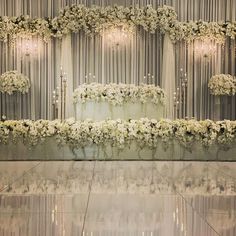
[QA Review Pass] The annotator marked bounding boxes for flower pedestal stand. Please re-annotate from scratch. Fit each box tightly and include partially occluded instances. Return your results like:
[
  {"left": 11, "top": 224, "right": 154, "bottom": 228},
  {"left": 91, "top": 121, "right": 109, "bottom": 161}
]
[
  {"left": 13, "top": 93, "right": 17, "bottom": 120},
  {"left": 10, "top": 92, "right": 20, "bottom": 120},
  {"left": 213, "top": 96, "right": 221, "bottom": 121}
]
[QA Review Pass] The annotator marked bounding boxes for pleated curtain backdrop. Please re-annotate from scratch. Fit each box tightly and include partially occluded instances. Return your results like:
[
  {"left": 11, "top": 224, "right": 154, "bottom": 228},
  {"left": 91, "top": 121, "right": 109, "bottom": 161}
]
[{"left": 0, "top": 0, "right": 236, "bottom": 120}]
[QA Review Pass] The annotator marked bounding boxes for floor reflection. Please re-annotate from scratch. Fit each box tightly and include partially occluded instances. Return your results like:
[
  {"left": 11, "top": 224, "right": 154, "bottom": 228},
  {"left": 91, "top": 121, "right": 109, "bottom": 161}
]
[
  {"left": 0, "top": 161, "right": 235, "bottom": 195},
  {"left": 0, "top": 194, "right": 229, "bottom": 236},
  {"left": 0, "top": 161, "right": 235, "bottom": 235}
]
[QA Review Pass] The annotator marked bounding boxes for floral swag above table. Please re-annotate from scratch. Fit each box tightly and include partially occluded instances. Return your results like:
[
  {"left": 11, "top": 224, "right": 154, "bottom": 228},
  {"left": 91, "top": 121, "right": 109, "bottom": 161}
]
[
  {"left": 73, "top": 83, "right": 166, "bottom": 105},
  {"left": 0, "top": 4, "right": 236, "bottom": 44}
]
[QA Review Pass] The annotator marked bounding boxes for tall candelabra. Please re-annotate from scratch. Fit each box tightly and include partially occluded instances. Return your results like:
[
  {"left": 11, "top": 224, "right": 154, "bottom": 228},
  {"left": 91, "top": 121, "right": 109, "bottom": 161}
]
[
  {"left": 144, "top": 73, "right": 155, "bottom": 84},
  {"left": 174, "top": 68, "right": 188, "bottom": 119},
  {"left": 52, "top": 86, "right": 59, "bottom": 119},
  {"left": 52, "top": 67, "right": 67, "bottom": 120}
]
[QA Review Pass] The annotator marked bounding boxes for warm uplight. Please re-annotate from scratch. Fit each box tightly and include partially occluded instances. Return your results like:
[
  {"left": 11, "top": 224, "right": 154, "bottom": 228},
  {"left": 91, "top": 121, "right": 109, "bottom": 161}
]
[
  {"left": 103, "top": 25, "right": 134, "bottom": 47},
  {"left": 17, "top": 38, "right": 39, "bottom": 56},
  {"left": 194, "top": 40, "right": 217, "bottom": 58}
]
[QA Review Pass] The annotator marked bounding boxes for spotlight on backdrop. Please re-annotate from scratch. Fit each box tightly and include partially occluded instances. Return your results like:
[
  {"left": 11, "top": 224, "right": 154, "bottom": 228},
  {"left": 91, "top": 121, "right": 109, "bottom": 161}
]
[
  {"left": 17, "top": 37, "right": 39, "bottom": 57},
  {"left": 194, "top": 39, "right": 217, "bottom": 58},
  {"left": 102, "top": 24, "right": 134, "bottom": 48}
]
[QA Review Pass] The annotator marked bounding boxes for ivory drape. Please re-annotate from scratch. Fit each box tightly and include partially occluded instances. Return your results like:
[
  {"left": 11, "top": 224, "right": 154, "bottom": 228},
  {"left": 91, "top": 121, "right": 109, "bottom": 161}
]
[
  {"left": 161, "top": 34, "right": 175, "bottom": 119},
  {"left": 61, "top": 35, "right": 74, "bottom": 118}
]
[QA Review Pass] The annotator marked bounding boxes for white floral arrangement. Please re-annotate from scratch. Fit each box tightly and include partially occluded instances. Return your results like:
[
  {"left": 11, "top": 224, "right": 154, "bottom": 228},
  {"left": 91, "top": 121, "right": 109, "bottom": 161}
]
[
  {"left": 208, "top": 74, "right": 236, "bottom": 96},
  {"left": 0, "top": 71, "right": 30, "bottom": 95},
  {"left": 168, "top": 21, "right": 230, "bottom": 43},
  {"left": 0, "top": 118, "right": 236, "bottom": 150},
  {"left": 0, "top": 15, "right": 52, "bottom": 44},
  {"left": 73, "top": 83, "right": 166, "bottom": 106},
  {"left": 0, "top": 5, "right": 177, "bottom": 43},
  {"left": 1, "top": 4, "right": 236, "bottom": 43}
]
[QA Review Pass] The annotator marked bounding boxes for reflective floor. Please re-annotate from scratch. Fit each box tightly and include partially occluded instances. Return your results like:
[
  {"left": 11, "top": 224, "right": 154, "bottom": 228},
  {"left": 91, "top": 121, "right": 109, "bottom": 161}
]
[{"left": 0, "top": 161, "right": 236, "bottom": 236}]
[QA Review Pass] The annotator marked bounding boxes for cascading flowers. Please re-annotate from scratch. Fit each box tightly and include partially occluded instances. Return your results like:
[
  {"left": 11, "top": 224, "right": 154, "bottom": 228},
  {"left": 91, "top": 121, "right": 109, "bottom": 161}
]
[
  {"left": 0, "top": 5, "right": 177, "bottom": 43},
  {"left": 1, "top": 4, "right": 236, "bottom": 43},
  {"left": 1, "top": 119, "right": 236, "bottom": 150},
  {"left": 208, "top": 74, "right": 236, "bottom": 96},
  {"left": 0, "top": 71, "right": 31, "bottom": 95}
]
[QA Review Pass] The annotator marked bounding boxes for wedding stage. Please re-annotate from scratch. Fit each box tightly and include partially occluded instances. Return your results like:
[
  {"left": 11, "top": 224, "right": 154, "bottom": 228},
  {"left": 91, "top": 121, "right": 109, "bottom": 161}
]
[{"left": 1, "top": 0, "right": 236, "bottom": 235}]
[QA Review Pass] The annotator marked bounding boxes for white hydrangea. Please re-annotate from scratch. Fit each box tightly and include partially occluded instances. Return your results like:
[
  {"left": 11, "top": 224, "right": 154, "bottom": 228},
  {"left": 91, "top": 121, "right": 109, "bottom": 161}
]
[
  {"left": 0, "top": 5, "right": 236, "bottom": 43},
  {"left": 208, "top": 74, "right": 236, "bottom": 96},
  {"left": 1, "top": 119, "right": 236, "bottom": 150},
  {"left": 0, "top": 71, "right": 30, "bottom": 95},
  {"left": 73, "top": 83, "right": 166, "bottom": 106}
]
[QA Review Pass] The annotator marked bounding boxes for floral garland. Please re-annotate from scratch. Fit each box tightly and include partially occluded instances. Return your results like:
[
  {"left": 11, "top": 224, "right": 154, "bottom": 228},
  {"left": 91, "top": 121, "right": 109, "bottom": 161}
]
[
  {"left": 0, "top": 118, "right": 236, "bottom": 150},
  {"left": 168, "top": 20, "right": 236, "bottom": 43},
  {"left": 73, "top": 83, "right": 166, "bottom": 105},
  {"left": 208, "top": 74, "right": 236, "bottom": 96},
  {"left": 0, "top": 4, "right": 236, "bottom": 43},
  {"left": 0, "top": 71, "right": 30, "bottom": 95},
  {"left": 0, "top": 5, "right": 176, "bottom": 43},
  {"left": 0, "top": 15, "right": 52, "bottom": 43}
]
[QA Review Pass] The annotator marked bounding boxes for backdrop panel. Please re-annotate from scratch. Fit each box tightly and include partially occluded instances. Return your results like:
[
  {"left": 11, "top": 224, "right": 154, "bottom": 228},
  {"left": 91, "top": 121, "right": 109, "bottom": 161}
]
[{"left": 0, "top": 0, "right": 235, "bottom": 120}]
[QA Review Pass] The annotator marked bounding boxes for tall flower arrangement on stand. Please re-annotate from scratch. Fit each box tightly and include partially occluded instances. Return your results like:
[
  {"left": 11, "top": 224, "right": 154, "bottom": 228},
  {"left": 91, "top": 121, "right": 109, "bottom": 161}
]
[
  {"left": 0, "top": 71, "right": 30, "bottom": 120},
  {"left": 208, "top": 74, "right": 236, "bottom": 96},
  {"left": 0, "top": 71, "right": 30, "bottom": 95}
]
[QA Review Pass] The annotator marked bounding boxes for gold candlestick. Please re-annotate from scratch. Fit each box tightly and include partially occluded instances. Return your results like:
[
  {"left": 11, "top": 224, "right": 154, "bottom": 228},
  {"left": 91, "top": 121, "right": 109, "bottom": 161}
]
[
  {"left": 63, "top": 74, "right": 67, "bottom": 120},
  {"left": 52, "top": 86, "right": 59, "bottom": 119},
  {"left": 174, "top": 69, "right": 188, "bottom": 119},
  {"left": 53, "top": 66, "right": 67, "bottom": 120}
]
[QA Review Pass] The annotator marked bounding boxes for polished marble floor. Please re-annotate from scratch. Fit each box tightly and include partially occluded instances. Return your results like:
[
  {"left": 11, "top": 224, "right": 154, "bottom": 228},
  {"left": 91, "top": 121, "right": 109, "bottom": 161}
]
[{"left": 0, "top": 161, "right": 235, "bottom": 236}]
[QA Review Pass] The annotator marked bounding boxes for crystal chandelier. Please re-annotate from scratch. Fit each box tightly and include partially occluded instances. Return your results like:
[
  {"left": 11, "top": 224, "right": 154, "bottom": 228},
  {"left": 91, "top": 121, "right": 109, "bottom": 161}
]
[
  {"left": 194, "top": 39, "right": 217, "bottom": 58},
  {"left": 103, "top": 24, "right": 134, "bottom": 48},
  {"left": 17, "top": 37, "right": 39, "bottom": 56}
]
